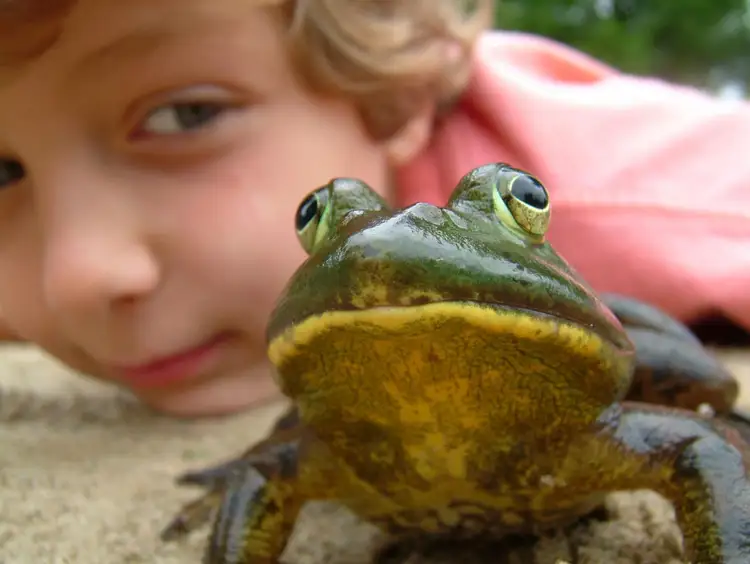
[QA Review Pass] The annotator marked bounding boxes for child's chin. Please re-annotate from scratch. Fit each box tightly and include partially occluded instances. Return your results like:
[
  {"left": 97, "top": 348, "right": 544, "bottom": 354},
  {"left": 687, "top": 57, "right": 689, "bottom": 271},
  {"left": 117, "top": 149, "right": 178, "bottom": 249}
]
[{"left": 132, "top": 365, "right": 282, "bottom": 418}]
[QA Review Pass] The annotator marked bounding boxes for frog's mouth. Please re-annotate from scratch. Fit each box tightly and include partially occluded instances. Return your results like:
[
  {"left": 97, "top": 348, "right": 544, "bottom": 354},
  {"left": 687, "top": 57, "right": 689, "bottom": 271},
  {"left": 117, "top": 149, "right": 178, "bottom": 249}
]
[{"left": 267, "top": 301, "right": 635, "bottom": 430}]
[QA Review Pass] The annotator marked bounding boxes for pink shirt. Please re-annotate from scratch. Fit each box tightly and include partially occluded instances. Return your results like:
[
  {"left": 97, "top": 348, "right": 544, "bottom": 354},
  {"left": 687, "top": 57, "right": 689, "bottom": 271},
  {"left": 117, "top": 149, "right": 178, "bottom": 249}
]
[{"left": 396, "top": 31, "right": 750, "bottom": 331}]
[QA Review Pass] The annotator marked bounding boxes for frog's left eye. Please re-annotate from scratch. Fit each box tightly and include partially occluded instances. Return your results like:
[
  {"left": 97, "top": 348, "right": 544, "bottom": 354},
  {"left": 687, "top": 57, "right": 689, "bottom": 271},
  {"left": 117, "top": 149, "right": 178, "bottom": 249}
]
[
  {"left": 493, "top": 168, "right": 551, "bottom": 240},
  {"left": 295, "top": 186, "right": 331, "bottom": 254}
]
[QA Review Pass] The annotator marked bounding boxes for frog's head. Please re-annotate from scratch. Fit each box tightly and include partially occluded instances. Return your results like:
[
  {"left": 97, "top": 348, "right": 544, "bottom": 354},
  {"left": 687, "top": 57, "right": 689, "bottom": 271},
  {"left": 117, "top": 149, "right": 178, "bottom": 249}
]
[{"left": 267, "top": 164, "right": 635, "bottom": 437}]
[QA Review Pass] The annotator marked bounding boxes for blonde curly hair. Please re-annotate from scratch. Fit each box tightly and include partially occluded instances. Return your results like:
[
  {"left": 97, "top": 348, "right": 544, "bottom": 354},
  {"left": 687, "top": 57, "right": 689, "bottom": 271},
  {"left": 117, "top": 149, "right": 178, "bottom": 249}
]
[{"left": 0, "top": 0, "right": 493, "bottom": 139}]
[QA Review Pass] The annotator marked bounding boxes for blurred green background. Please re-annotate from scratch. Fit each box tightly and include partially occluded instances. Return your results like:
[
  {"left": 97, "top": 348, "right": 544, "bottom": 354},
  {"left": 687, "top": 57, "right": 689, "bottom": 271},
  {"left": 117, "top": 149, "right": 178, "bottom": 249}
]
[{"left": 493, "top": 0, "right": 750, "bottom": 97}]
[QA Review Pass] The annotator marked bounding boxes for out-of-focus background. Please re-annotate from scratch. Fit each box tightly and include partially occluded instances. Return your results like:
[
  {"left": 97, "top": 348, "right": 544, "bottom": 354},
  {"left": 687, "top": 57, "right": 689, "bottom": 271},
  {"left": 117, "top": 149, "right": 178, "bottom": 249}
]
[{"left": 494, "top": 0, "right": 750, "bottom": 98}]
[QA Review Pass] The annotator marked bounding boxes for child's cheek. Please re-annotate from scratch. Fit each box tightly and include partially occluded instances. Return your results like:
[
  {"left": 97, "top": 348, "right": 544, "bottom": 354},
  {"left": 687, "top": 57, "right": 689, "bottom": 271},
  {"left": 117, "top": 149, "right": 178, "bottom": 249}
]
[{"left": 173, "top": 181, "right": 305, "bottom": 323}]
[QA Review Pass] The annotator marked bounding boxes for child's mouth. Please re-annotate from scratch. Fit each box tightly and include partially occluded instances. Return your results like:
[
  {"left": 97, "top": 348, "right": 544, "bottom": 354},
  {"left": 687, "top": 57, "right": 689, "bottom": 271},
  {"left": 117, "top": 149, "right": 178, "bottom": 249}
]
[{"left": 111, "top": 332, "right": 234, "bottom": 390}]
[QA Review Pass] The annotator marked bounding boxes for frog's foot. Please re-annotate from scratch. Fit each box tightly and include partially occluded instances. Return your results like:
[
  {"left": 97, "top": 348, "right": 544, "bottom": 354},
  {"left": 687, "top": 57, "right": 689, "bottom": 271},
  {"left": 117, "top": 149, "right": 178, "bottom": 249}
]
[
  {"left": 601, "top": 293, "right": 739, "bottom": 416},
  {"left": 179, "top": 406, "right": 301, "bottom": 489},
  {"left": 616, "top": 402, "right": 750, "bottom": 564},
  {"left": 160, "top": 488, "right": 225, "bottom": 541},
  {"left": 174, "top": 460, "right": 243, "bottom": 490},
  {"left": 161, "top": 416, "right": 302, "bottom": 543},
  {"left": 201, "top": 453, "right": 306, "bottom": 564}
]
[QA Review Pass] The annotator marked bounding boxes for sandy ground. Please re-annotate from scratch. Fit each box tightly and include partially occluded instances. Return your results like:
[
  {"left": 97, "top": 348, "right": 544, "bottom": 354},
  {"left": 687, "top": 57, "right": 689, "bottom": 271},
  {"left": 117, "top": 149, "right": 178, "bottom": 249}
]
[{"left": 2, "top": 345, "right": 750, "bottom": 564}]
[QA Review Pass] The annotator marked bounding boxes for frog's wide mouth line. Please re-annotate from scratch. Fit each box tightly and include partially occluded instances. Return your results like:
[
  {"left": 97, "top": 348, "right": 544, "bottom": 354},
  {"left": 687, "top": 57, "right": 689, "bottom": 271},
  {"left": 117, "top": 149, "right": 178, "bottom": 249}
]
[{"left": 267, "top": 300, "right": 630, "bottom": 367}]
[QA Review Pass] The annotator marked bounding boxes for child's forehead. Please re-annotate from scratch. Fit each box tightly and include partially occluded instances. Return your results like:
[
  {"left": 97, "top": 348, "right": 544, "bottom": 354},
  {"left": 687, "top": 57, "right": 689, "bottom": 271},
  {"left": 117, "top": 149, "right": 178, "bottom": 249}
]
[{"left": 0, "top": 0, "right": 284, "bottom": 70}]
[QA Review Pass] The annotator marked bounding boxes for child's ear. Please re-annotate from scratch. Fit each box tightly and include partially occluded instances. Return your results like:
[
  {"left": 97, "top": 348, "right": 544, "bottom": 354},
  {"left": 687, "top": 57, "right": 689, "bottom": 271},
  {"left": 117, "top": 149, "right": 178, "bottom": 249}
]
[{"left": 383, "top": 102, "right": 436, "bottom": 166}]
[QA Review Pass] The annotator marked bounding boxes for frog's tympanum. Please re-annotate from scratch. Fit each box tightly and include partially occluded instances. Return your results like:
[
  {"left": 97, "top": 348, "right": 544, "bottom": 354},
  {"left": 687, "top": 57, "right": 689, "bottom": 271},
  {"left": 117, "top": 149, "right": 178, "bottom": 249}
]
[{"left": 163, "top": 164, "right": 750, "bottom": 563}]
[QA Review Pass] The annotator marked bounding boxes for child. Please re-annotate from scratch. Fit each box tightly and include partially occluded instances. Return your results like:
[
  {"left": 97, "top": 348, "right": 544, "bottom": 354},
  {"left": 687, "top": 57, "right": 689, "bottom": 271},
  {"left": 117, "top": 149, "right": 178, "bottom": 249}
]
[{"left": 0, "top": 0, "right": 747, "bottom": 418}]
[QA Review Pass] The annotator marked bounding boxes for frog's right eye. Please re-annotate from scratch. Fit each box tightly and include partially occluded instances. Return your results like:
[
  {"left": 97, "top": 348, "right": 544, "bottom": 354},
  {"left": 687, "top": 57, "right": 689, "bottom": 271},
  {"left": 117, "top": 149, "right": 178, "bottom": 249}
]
[{"left": 295, "top": 186, "right": 331, "bottom": 254}]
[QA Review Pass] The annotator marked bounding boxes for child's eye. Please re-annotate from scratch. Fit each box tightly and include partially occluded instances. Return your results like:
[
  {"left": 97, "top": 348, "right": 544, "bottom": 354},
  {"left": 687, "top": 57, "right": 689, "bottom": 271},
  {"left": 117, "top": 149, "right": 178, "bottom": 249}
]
[
  {"left": 139, "top": 102, "right": 226, "bottom": 136},
  {"left": 0, "top": 159, "right": 25, "bottom": 189}
]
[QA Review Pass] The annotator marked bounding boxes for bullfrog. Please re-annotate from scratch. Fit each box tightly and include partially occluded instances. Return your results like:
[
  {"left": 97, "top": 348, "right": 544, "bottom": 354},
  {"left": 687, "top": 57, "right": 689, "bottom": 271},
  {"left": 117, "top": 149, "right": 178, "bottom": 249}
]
[{"left": 162, "top": 163, "right": 750, "bottom": 563}]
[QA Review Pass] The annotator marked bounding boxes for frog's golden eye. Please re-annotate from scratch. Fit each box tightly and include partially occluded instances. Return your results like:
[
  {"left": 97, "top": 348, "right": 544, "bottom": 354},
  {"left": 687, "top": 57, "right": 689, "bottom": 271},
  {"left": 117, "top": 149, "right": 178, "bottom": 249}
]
[
  {"left": 493, "top": 168, "right": 551, "bottom": 240},
  {"left": 295, "top": 186, "right": 331, "bottom": 254}
]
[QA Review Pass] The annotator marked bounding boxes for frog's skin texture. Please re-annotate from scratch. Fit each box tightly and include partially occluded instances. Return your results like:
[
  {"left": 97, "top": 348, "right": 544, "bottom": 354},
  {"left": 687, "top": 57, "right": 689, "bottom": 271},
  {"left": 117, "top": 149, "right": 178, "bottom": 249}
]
[{"left": 162, "top": 164, "right": 750, "bottom": 563}]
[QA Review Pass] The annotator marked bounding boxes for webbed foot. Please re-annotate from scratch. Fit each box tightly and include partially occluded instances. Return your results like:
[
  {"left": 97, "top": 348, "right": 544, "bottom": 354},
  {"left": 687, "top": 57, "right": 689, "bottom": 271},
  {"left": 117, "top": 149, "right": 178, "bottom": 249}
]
[
  {"left": 172, "top": 407, "right": 301, "bottom": 492},
  {"left": 201, "top": 445, "right": 305, "bottom": 563},
  {"left": 161, "top": 405, "right": 302, "bottom": 543},
  {"left": 617, "top": 402, "right": 750, "bottom": 563}
]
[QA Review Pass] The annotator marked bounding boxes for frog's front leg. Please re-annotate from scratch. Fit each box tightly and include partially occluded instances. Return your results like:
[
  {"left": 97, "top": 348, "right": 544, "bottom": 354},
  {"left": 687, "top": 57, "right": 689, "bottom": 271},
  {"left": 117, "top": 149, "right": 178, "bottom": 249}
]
[
  {"left": 161, "top": 407, "right": 301, "bottom": 542},
  {"left": 171, "top": 406, "right": 301, "bottom": 491},
  {"left": 203, "top": 441, "right": 307, "bottom": 564},
  {"left": 615, "top": 402, "right": 750, "bottom": 563},
  {"left": 601, "top": 293, "right": 739, "bottom": 414}
]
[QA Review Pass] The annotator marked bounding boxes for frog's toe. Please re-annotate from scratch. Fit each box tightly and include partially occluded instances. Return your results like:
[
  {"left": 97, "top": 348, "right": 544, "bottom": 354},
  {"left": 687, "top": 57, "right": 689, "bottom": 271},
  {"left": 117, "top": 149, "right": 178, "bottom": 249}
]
[
  {"left": 162, "top": 451, "right": 284, "bottom": 541},
  {"left": 175, "top": 412, "right": 304, "bottom": 488},
  {"left": 162, "top": 457, "right": 258, "bottom": 540},
  {"left": 175, "top": 459, "right": 245, "bottom": 488},
  {"left": 161, "top": 488, "right": 225, "bottom": 541}
]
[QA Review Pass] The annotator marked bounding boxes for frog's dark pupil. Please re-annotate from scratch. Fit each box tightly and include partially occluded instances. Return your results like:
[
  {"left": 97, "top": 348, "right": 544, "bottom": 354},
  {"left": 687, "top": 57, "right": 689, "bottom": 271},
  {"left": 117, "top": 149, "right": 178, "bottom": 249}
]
[
  {"left": 296, "top": 194, "right": 319, "bottom": 231},
  {"left": 510, "top": 176, "right": 548, "bottom": 209}
]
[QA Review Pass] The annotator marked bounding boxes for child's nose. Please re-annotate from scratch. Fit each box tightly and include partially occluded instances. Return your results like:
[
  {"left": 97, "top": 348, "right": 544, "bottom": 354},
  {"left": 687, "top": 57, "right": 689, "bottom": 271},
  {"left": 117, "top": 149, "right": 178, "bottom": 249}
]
[
  {"left": 31, "top": 159, "right": 162, "bottom": 322},
  {"left": 40, "top": 219, "right": 160, "bottom": 322}
]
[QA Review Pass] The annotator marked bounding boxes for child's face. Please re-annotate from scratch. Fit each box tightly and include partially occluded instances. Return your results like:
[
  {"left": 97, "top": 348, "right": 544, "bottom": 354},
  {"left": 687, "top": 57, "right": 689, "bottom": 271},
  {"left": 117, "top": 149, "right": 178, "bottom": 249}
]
[{"left": 0, "top": 0, "right": 404, "bottom": 415}]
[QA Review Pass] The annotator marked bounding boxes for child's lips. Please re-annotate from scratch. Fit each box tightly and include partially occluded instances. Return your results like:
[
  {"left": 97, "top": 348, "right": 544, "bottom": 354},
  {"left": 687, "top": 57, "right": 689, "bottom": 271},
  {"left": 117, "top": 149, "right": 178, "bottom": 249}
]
[{"left": 110, "top": 332, "right": 234, "bottom": 390}]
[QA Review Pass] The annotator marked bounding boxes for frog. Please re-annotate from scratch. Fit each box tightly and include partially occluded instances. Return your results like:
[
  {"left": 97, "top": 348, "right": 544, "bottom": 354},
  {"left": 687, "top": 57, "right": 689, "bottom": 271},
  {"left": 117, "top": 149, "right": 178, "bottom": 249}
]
[{"left": 161, "top": 163, "right": 750, "bottom": 563}]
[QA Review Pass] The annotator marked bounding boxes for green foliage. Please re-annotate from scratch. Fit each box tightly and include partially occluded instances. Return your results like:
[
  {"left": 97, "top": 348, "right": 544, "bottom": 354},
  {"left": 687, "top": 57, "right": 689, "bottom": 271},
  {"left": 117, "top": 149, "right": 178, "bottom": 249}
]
[{"left": 493, "top": 0, "right": 750, "bottom": 90}]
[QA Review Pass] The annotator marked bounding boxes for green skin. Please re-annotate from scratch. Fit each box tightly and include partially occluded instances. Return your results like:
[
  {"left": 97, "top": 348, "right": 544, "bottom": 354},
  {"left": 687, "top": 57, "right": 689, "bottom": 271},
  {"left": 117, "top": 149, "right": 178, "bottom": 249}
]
[{"left": 162, "top": 164, "right": 750, "bottom": 564}]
